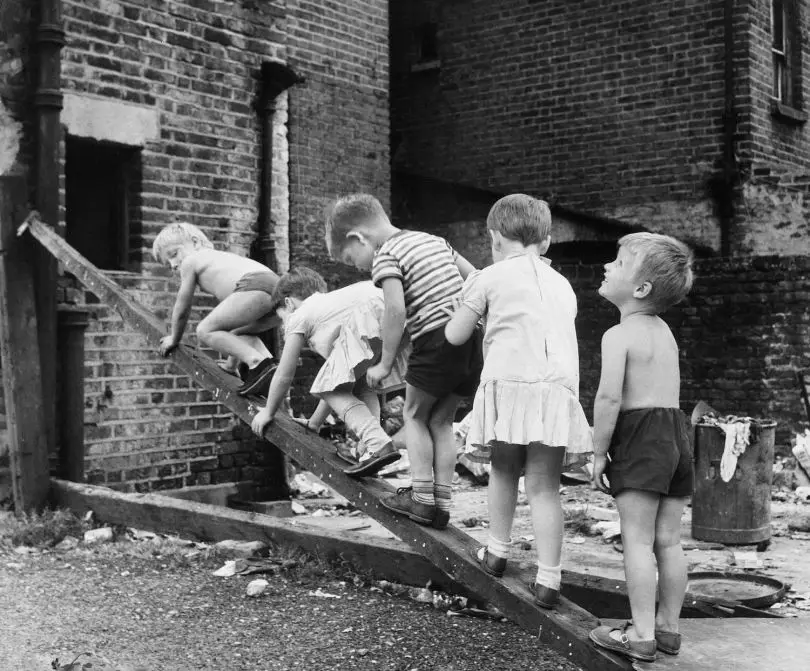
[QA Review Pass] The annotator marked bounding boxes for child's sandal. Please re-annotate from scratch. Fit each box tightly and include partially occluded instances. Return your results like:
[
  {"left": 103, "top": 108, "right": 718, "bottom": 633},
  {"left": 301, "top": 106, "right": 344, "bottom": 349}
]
[{"left": 469, "top": 546, "right": 506, "bottom": 577}]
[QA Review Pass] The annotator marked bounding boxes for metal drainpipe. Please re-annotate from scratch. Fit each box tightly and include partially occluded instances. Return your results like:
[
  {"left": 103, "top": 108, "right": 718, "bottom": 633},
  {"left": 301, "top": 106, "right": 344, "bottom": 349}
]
[
  {"left": 720, "top": 0, "right": 738, "bottom": 256},
  {"left": 34, "top": 0, "right": 66, "bottom": 462},
  {"left": 253, "top": 61, "right": 303, "bottom": 272}
]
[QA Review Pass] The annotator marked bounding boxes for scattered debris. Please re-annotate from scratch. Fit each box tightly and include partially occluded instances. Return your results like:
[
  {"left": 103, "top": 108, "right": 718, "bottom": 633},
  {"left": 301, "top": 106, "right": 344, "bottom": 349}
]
[
  {"left": 459, "top": 517, "right": 487, "bottom": 528},
  {"left": 213, "top": 540, "right": 267, "bottom": 558},
  {"left": 290, "top": 501, "right": 308, "bottom": 515},
  {"left": 54, "top": 536, "right": 80, "bottom": 552},
  {"left": 795, "top": 486, "right": 810, "bottom": 503},
  {"left": 291, "top": 472, "right": 332, "bottom": 499},
  {"left": 127, "top": 528, "right": 157, "bottom": 541},
  {"left": 591, "top": 521, "right": 622, "bottom": 542},
  {"left": 309, "top": 588, "right": 341, "bottom": 599},
  {"left": 732, "top": 550, "right": 763, "bottom": 570},
  {"left": 246, "top": 579, "right": 269, "bottom": 597},
  {"left": 212, "top": 560, "right": 240, "bottom": 578},
  {"left": 83, "top": 527, "right": 114, "bottom": 545},
  {"left": 570, "top": 536, "right": 586, "bottom": 545},
  {"left": 787, "top": 514, "right": 810, "bottom": 533}
]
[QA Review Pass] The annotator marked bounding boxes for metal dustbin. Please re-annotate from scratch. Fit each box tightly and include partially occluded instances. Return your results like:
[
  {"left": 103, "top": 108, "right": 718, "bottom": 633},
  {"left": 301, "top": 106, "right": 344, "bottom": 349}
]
[{"left": 691, "top": 419, "right": 776, "bottom": 544}]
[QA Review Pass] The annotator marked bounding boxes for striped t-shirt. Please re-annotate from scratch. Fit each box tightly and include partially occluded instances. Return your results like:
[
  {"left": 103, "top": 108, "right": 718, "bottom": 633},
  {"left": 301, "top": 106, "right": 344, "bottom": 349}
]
[{"left": 371, "top": 230, "right": 464, "bottom": 341}]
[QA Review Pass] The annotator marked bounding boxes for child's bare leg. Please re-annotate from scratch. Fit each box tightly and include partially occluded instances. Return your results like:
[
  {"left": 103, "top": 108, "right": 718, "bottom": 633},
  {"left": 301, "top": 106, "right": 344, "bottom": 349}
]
[
  {"left": 403, "top": 384, "right": 440, "bottom": 505},
  {"left": 487, "top": 443, "right": 525, "bottom": 557},
  {"left": 654, "top": 496, "right": 689, "bottom": 634},
  {"left": 354, "top": 380, "right": 381, "bottom": 423},
  {"left": 524, "top": 444, "right": 566, "bottom": 588},
  {"left": 428, "top": 394, "right": 461, "bottom": 513},
  {"left": 196, "top": 292, "right": 275, "bottom": 367},
  {"left": 319, "top": 389, "right": 391, "bottom": 457},
  {"left": 615, "top": 490, "right": 660, "bottom": 642}
]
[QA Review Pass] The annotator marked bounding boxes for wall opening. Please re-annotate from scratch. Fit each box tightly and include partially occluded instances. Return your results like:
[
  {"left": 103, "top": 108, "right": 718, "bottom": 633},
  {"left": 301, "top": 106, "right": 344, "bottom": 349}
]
[{"left": 65, "top": 136, "right": 142, "bottom": 271}]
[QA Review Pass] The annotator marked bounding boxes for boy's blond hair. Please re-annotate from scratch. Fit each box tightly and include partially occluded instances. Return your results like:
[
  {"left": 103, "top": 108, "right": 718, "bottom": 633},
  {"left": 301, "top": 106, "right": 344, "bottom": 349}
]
[
  {"left": 324, "top": 193, "right": 388, "bottom": 258},
  {"left": 619, "top": 232, "right": 694, "bottom": 311},
  {"left": 152, "top": 222, "right": 213, "bottom": 263},
  {"left": 487, "top": 194, "right": 552, "bottom": 246}
]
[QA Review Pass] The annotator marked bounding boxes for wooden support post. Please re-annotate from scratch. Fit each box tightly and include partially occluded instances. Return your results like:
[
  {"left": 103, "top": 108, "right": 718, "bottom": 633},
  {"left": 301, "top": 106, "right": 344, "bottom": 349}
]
[
  {"left": 0, "top": 180, "right": 50, "bottom": 511},
  {"left": 57, "top": 306, "right": 89, "bottom": 482},
  {"left": 23, "top": 217, "right": 631, "bottom": 671}
]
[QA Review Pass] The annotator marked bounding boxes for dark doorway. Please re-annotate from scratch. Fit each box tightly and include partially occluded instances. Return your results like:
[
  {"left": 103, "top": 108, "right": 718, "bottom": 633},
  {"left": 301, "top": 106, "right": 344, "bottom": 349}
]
[{"left": 65, "top": 136, "right": 142, "bottom": 271}]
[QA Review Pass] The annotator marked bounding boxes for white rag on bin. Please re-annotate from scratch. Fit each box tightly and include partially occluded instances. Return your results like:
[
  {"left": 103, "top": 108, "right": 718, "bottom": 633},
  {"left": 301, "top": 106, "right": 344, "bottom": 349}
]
[{"left": 701, "top": 416, "right": 752, "bottom": 482}]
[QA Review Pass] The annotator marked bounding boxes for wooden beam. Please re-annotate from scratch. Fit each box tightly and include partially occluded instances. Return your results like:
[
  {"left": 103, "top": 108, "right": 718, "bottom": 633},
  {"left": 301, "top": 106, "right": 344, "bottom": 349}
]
[
  {"left": 25, "top": 216, "right": 631, "bottom": 671},
  {"left": 51, "top": 479, "right": 780, "bottom": 623},
  {"left": 0, "top": 180, "right": 49, "bottom": 511}
]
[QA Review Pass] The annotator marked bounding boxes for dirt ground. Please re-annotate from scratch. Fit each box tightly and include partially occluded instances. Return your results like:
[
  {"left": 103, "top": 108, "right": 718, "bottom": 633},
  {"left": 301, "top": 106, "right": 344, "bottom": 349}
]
[{"left": 0, "top": 532, "right": 581, "bottom": 671}]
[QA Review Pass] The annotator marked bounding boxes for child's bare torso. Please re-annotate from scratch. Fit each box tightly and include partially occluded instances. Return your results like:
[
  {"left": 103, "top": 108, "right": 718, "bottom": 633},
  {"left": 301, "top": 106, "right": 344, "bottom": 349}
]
[
  {"left": 186, "top": 249, "right": 271, "bottom": 302},
  {"left": 619, "top": 315, "right": 680, "bottom": 411}
]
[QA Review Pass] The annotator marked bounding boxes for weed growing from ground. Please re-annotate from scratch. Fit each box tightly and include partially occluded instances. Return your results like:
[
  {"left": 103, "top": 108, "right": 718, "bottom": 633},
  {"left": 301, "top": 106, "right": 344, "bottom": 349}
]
[{"left": 0, "top": 508, "right": 88, "bottom": 548}]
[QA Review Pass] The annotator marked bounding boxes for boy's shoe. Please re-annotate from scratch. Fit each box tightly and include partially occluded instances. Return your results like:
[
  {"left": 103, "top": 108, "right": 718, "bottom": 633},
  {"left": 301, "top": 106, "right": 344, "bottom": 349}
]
[
  {"left": 625, "top": 621, "right": 681, "bottom": 656},
  {"left": 530, "top": 582, "right": 560, "bottom": 610},
  {"left": 589, "top": 623, "right": 656, "bottom": 663},
  {"left": 379, "top": 487, "right": 435, "bottom": 526},
  {"left": 432, "top": 509, "right": 450, "bottom": 530},
  {"left": 335, "top": 444, "right": 358, "bottom": 465},
  {"left": 344, "top": 442, "right": 401, "bottom": 478},
  {"left": 655, "top": 630, "right": 681, "bottom": 656},
  {"left": 238, "top": 359, "right": 276, "bottom": 396},
  {"left": 470, "top": 546, "right": 506, "bottom": 577}
]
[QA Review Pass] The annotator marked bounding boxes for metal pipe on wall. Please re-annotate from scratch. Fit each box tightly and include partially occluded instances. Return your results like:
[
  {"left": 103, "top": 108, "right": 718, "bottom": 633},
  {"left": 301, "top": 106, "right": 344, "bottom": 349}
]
[{"left": 34, "top": 0, "right": 65, "bottom": 460}]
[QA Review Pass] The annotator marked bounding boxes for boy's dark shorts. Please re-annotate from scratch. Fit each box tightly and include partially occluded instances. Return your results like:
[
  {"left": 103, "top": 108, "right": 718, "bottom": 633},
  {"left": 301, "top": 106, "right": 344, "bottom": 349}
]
[
  {"left": 606, "top": 407, "right": 694, "bottom": 498},
  {"left": 233, "top": 271, "right": 279, "bottom": 296},
  {"left": 405, "top": 326, "right": 483, "bottom": 399}
]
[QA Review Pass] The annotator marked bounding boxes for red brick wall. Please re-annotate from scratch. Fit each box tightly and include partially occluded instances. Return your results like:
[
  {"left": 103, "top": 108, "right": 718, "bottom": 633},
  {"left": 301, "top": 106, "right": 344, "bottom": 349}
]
[
  {"left": 0, "top": 0, "right": 390, "bottom": 498},
  {"left": 559, "top": 257, "right": 810, "bottom": 454},
  {"left": 391, "top": 0, "right": 727, "bottom": 251},
  {"left": 286, "top": 0, "right": 390, "bottom": 289}
]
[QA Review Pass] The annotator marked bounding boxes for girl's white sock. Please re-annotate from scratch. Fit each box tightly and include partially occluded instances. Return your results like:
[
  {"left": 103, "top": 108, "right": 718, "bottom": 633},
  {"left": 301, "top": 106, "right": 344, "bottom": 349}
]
[
  {"left": 535, "top": 561, "right": 562, "bottom": 590},
  {"left": 486, "top": 535, "right": 511, "bottom": 559}
]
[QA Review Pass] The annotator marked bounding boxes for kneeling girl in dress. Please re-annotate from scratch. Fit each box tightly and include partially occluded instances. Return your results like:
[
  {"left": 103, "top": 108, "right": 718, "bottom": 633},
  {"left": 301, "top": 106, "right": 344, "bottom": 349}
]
[
  {"left": 444, "top": 194, "right": 592, "bottom": 608},
  {"left": 250, "top": 267, "right": 408, "bottom": 477}
]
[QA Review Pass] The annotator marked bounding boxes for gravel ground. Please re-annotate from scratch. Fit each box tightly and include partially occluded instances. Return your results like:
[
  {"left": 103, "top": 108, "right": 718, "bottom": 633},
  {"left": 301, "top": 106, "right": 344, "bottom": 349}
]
[{"left": 0, "top": 540, "right": 582, "bottom": 671}]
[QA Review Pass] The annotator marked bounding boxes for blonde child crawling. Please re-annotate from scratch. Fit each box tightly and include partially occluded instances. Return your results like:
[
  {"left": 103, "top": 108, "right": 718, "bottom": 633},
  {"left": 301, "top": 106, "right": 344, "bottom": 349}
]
[
  {"left": 589, "top": 233, "right": 694, "bottom": 663},
  {"left": 152, "top": 223, "right": 279, "bottom": 396},
  {"left": 444, "top": 195, "right": 592, "bottom": 609},
  {"left": 250, "top": 267, "right": 407, "bottom": 477}
]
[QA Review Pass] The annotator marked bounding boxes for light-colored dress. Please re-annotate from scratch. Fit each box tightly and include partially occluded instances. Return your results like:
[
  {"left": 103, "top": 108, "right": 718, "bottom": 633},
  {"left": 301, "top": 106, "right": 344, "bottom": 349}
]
[
  {"left": 284, "top": 281, "right": 409, "bottom": 395},
  {"left": 462, "top": 253, "right": 592, "bottom": 466}
]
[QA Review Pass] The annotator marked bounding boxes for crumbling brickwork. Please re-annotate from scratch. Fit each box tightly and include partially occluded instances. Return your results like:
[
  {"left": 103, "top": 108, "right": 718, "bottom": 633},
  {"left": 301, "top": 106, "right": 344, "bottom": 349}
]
[{"left": 0, "top": 0, "right": 390, "bottom": 499}]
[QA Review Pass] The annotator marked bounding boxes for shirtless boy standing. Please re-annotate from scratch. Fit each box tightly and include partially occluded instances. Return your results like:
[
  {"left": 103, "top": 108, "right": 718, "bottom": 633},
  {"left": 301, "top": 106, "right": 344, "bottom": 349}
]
[
  {"left": 589, "top": 232, "right": 694, "bottom": 663},
  {"left": 152, "top": 222, "right": 279, "bottom": 396}
]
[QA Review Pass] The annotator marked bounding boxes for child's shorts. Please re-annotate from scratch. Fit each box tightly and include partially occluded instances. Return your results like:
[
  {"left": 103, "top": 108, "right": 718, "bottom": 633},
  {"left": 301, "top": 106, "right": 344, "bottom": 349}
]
[
  {"left": 405, "top": 325, "right": 483, "bottom": 399},
  {"left": 606, "top": 407, "right": 694, "bottom": 498},
  {"left": 233, "top": 271, "right": 279, "bottom": 296}
]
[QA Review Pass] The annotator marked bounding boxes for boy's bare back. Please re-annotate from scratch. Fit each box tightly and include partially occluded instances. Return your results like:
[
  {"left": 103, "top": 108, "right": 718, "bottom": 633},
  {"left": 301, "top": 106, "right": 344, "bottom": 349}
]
[
  {"left": 182, "top": 249, "right": 271, "bottom": 302},
  {"left": 612, "top": 314, "right": 680, "bottom": 411}
]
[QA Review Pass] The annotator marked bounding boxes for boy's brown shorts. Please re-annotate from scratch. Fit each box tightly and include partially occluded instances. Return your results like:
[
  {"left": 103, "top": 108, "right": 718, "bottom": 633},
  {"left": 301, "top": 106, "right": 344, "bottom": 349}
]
[
  {"left": 233, "top": 271, "right": 279, "bottom": 296},
  {"left": 606, "top": 407, "right": 694, "bottom": 498},
  {"left": 405, "top": 326, "right": 483, "bottom": 399}
]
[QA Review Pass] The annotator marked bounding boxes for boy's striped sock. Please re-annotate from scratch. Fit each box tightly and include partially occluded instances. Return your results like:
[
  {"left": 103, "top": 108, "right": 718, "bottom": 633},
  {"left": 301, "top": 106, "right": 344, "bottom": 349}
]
[
  {"left": 412, "top": 479, "right": 435, "bottom": 506},
  {"left": 433, "top": 483, "right": 452, "bottom": 512}
]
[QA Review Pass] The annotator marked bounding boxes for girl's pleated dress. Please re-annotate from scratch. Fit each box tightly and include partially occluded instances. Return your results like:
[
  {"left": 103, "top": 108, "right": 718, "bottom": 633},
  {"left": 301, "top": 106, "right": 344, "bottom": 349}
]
[{"left": 462, "top": 253, "right": 592, "bottom": 467}]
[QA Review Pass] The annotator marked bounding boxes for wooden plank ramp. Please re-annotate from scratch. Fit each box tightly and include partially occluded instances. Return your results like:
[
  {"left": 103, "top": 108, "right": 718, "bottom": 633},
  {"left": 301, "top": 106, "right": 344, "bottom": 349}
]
[{"left": 23, "top": 214, "right": 628, "bottom": 671}]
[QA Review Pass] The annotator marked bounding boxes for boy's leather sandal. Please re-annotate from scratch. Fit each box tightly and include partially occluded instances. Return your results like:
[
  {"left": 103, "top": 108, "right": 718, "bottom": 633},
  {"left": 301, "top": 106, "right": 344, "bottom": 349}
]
[
  {"left": 624, "top": 620, "right": 681, "bottom": 656},
  {"left": 589, "top": 623, "right": 656, "bottom": 663},
  {"left": 343, "top": 442, "right": 401, "bottom": 478},
  {"left": 470, "top": 546, "right": 506, "bottom": 577},
  {"left": 432, "top": 509, "right": 450, "bottom": 530},
  {"left": 335, "top": 444, "right": 358, "bottom": 465},
  {"left": 379, "top": 487, "right": 435, "bottom": 526}
]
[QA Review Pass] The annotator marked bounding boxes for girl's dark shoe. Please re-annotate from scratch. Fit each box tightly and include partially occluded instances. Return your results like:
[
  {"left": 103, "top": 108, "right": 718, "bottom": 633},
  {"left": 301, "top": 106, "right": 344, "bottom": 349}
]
[
  {"left": 335, "top": 444, "right": 358, "bottom": 465},
  {"left": 589, "top": 623, "right": 656, "bottom": 663},
  {"left": 432, "top": 509, "right": 450, "bottom": 530},
  {"left": 344, "top": 442, "right": 401, "bottom": 477},
  {"left": 530, "top": 582, "right": 559, "bottom": 609},
  {"left": 470, "top": 546, "right": 506, "bottom": 577}
]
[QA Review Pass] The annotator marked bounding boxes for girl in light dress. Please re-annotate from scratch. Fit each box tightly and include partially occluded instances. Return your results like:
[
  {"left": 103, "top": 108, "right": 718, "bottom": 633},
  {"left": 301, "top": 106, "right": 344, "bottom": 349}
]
[
  {"left": 445, "top": 194, "right": 592, "bottom": 608},
  {"left": 250, "top": 267, "right": 408, "bottom": 477}
]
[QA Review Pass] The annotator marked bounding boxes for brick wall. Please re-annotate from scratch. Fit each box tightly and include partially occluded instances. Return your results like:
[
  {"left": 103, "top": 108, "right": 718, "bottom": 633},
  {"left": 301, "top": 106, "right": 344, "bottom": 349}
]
[
  {"left": 558, "top": 257, "right": 810, "bottom": 454},
  {"left": 391, "top": 0, "right": 726, "bottom": 252},
  {"left": 0, "top": 0, "right": 390, "bottom": 500},
  {"left": 286, "top": 0, "right": 390, "bottom": 289}
]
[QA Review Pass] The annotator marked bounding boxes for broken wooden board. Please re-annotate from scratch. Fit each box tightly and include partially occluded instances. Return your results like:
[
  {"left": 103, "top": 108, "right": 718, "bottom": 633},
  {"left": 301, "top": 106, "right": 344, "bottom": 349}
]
[
  {"left": 26, "top": 217, "right": 630, "bottom": 671},
  {"left": 0, "top": 181, "right": 49, "bottom": 511},
  {"left": 603, "top": 618, "right": 810, "bottom": 671}
]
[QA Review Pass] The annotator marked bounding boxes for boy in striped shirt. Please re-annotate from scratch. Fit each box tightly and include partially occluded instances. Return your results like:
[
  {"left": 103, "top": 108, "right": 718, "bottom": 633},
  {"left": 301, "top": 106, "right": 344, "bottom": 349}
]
[{"left": 326, "top": 194, "right": 482, "bottom": 529}]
